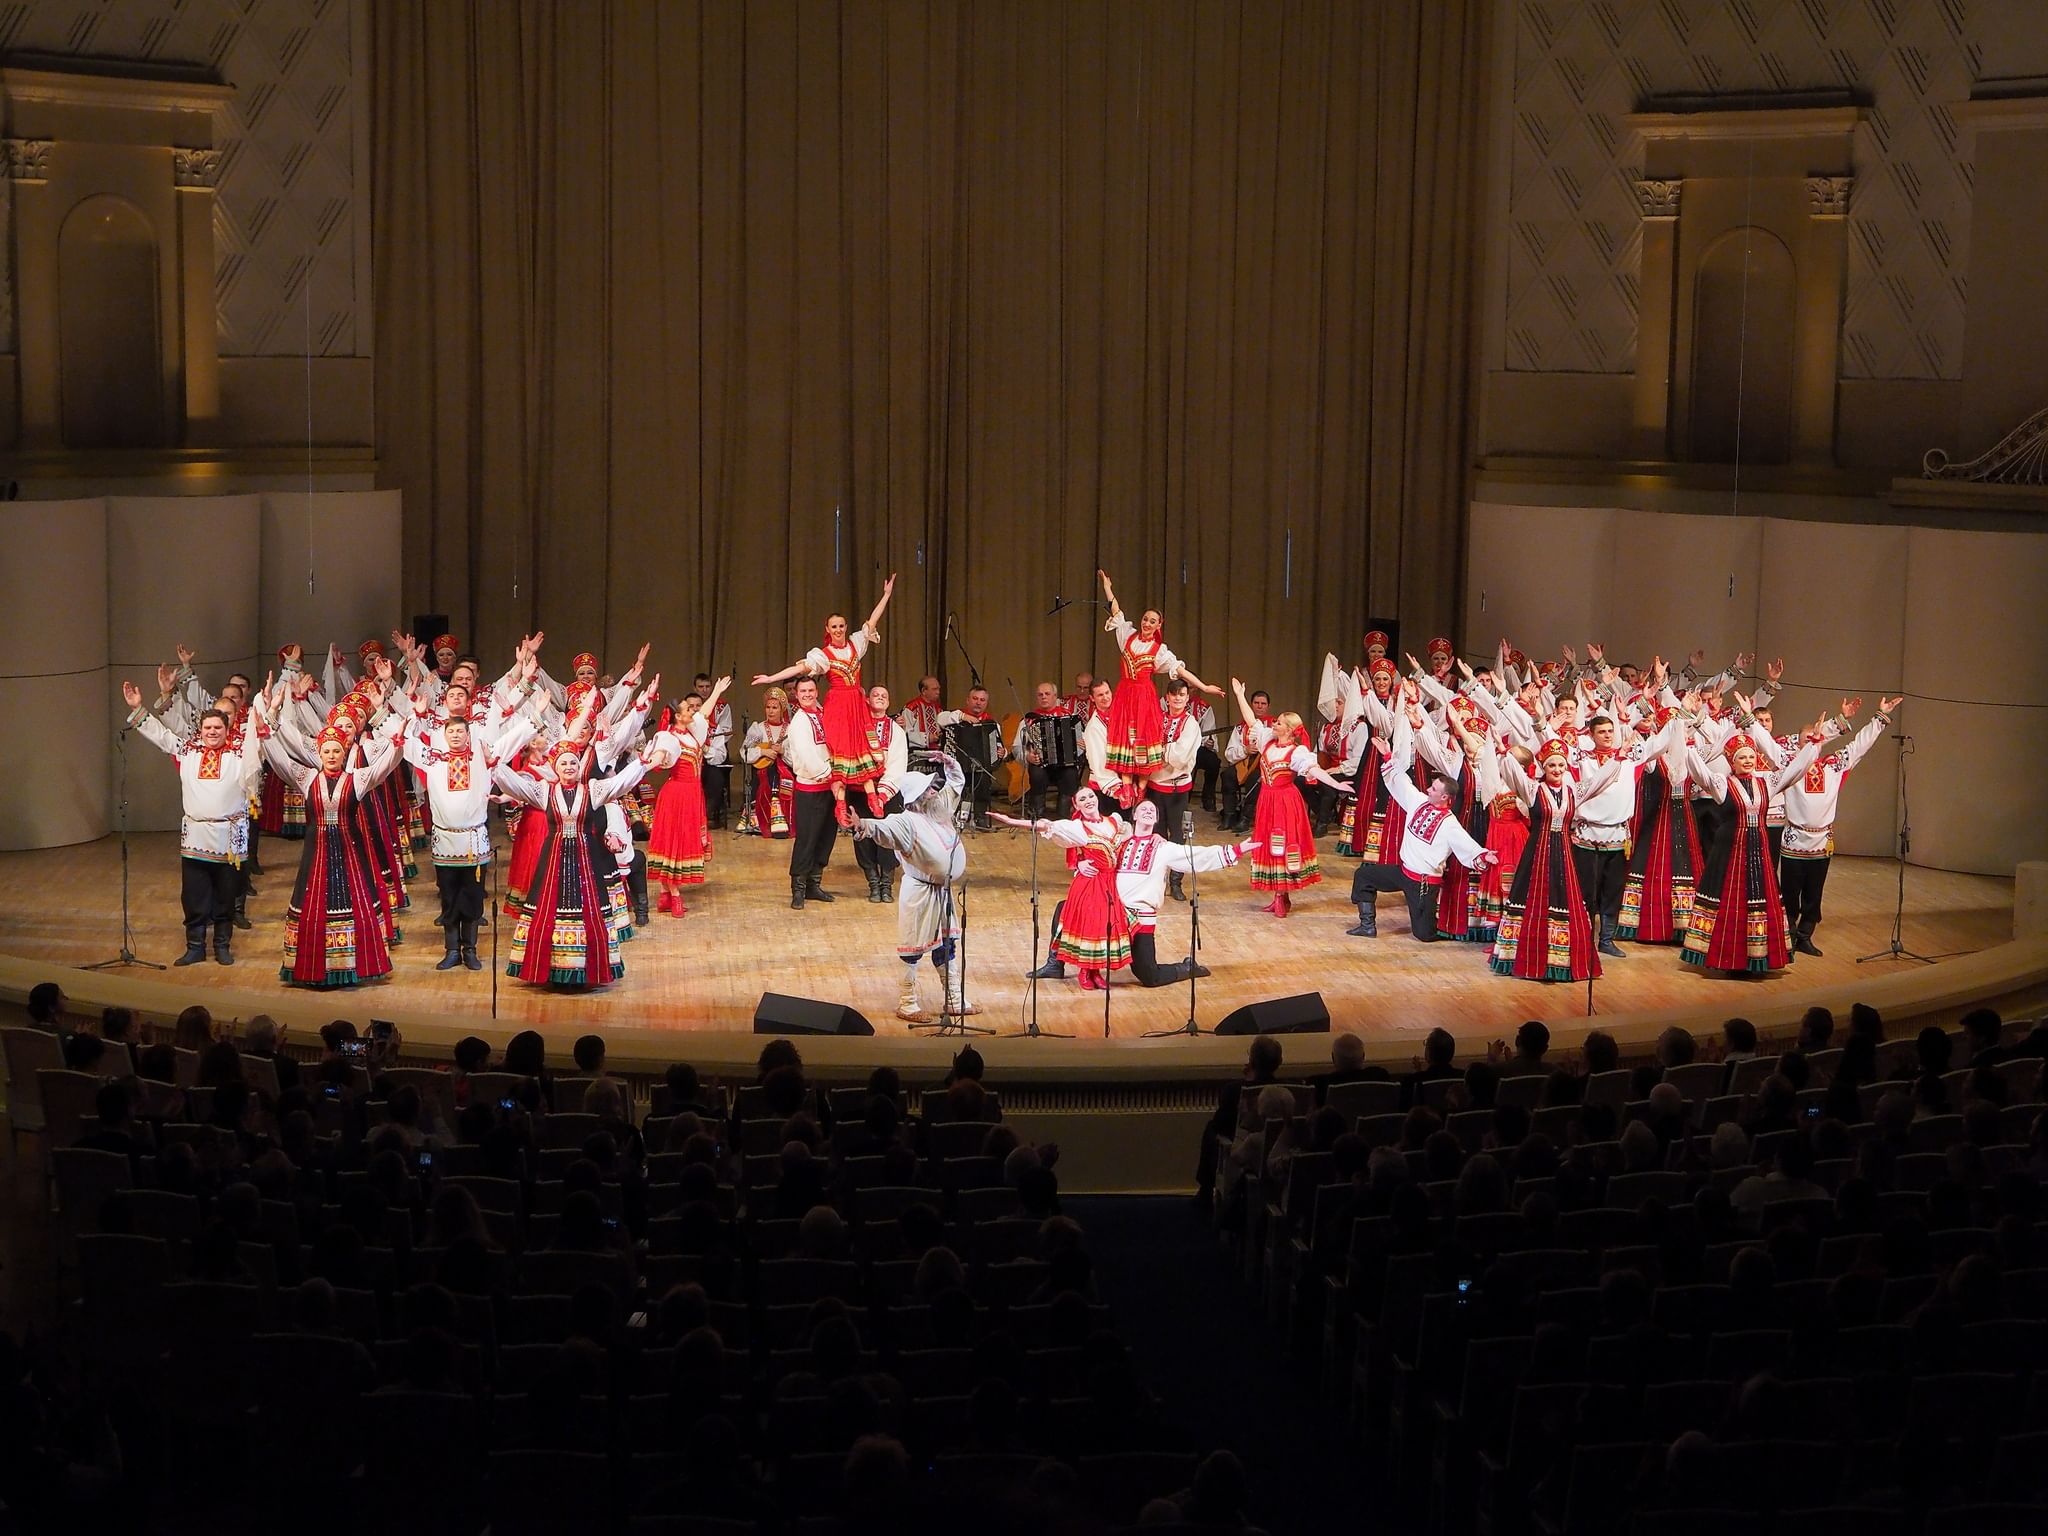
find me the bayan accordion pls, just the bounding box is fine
[1025,711,1080,770]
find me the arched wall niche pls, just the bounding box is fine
[57,193,166,449]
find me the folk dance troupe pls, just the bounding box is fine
[120,560,1904,1016]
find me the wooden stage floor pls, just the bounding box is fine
[0,825,2016,1045]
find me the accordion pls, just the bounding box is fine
[1024,711,1080,770]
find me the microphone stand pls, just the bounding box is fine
[1857,733,1941,965]
[84,725,165,971]
[1143,806,1207,1038]
[999,811,1070,1039]
[945,616,985,691]
[1046,595,1110,619]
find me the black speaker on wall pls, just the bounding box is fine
[1213,992,1331,1036]
[753,992,876,1037]
[413,614,452,646]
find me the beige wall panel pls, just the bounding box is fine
[1756,519,1908,696]
[1463,503,1613,660]
[1902,527,2048,706]
[258,490,402,657]
[1905,696,2048,875]
[0,498,106,674]
[1602,511,1762,672]
[106,494,263,666]
[0,671,109,849]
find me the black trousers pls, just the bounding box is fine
[1145,785,1193,840]
[1350,862,1440,942]
[1780,853,1830,937]
[627,846,648,911]
[853,790,904,876]
[791,789,838,882]
[1130,930,1197,987]
[1195,746,1222,808]
[180,857,239,938]
[1225,770,1262,828]
[702,765,730,828]
[1571,844,1628,928]
[962,763,996,823]
[242,823,263,888]
[1028,763,1078,819]
[435,864,487,929]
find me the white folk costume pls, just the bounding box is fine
[492,751,650,988]
[898,695,943,753]
[130,701,262,965]
[850,756,974,1019]
[1569,714,1682,955]
[1080,703,1122,801]
[1347,715,1490,942]
[1776,709,1892,954]
[1115,807,1245,986]
[784,697,839,906]
[404,710,536,969]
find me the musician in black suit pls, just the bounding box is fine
[937,684,1005,830]
[1016,680,1079,820]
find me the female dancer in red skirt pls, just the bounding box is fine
[253,690,403,989]
[493,708,653,990]
[1094,569,1224,809]
[993,787,1132,991]
[1230,678,1354,918]
[753,574,898,827]
[502,735,554,909]
[1489,738,1631,982]
[645,675,732,916]
[1681,728,1822,975]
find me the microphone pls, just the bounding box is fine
[1047,594,1068,617]
[944,612,955,632]
[1181,807,1194,842]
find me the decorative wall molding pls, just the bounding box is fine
[1923,406,2048,485]
[172,147,222,189]
[1504,0,2048,382]
[1632,179,1682,219]
[0,1,365,360]
[1805,176,1853,219]
[3,139,51,183]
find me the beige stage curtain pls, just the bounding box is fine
[372,0,1491,714]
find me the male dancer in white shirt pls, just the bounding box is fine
[783,676,839,910]
[1776,695,1899,956]
[852,684,911,904]
[1115,800,1252,985]
[1345,713,1496,940]
[692,671,733,831]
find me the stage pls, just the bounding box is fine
[0,825,2026,1054]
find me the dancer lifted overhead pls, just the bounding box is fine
[1095,568,1224,809]
[752,573,898,828]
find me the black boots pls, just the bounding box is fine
[867,869,888,904]
[790,877,806,911]
[1794,929,1822,958]
[1026,922,1066,980]
[1168,871,1187,902]
[233,894,252,931]
[176,924,207,966]
[806,877,835,903]
[1347,903,1377,938]
[213,922,234,966]
[1597,919,1626,959]
[461,919,482,971]
[437,925,463,970]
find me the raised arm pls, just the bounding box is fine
[861,572,898,639]
[1229,677,1260,731]
[589,753,651,807]
[123,681,186,757]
